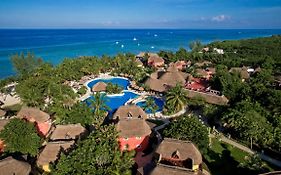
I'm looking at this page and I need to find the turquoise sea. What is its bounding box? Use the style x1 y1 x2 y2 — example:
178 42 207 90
1 29 281 79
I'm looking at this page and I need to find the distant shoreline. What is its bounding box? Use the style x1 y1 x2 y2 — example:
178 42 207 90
1 29 281 79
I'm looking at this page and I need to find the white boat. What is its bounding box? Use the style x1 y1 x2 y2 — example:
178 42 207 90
121 44 124 48
151 46 155 49
133 37 137 41
137 43 140 46
154 34 158 37
115 41 119 44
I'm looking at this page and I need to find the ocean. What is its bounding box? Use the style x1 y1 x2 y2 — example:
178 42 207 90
1 29 281 79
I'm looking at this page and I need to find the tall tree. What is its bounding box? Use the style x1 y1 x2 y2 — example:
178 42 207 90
0 119 41 156
163 115 209 154
53 125 134 175
164 84 188 114
10 52 43 78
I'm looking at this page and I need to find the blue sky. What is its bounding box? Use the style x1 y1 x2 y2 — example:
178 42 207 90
0 0 281 29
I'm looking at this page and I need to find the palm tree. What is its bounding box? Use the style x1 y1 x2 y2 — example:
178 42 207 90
165 84 188 114
144 97 158 116
90 92 110 115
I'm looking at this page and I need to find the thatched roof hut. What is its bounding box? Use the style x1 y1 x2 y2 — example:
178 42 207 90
116 119 151 138
50 124 87 141
91 82 107 92
150 163 202 175
155 138 202 165
37 141 75 167
0 156 31 175
229 67 250 80
113 105 147 120
145 78 166 92
17 107 50 123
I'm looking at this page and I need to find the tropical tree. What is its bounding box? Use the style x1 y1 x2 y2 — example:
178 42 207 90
143 97 158 116
0 119 41 156
164 84 188 114
53 125 135 175
163 115 209 154
10 52 43 79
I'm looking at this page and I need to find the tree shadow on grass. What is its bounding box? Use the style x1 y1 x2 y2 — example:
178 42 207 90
204 146 255 175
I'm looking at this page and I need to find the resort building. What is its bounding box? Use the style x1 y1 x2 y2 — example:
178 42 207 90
213 48 224 54
0 119 9 153
194 61 212 68
91 81 107 92
229 66 250 81
145 65 190 92
17 107 52 137
37 124 87 172
0 156 31 175
147 54 165 68
49 124 87 141
169 60 190 71
113 105 151 152
37 141 75 172
152 138 204 174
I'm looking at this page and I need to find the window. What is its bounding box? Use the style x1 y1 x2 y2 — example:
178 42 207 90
136 136 142 140
123 137 129 141
136 145 141 149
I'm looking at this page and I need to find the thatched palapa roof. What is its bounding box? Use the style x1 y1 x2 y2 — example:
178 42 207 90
113 105 147 120
50 124 87 141
155 138 202 165
229 67 250 80
17 107 50 123
116 119 151 138
150 163 204 175
91 82 107 92
37 141 74 166
0 156 31 175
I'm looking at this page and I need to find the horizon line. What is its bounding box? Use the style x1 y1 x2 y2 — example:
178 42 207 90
0 28 281 30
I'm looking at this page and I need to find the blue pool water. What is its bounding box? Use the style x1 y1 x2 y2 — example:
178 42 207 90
136 97 165 114
87 77 130 90
1 29 281 79
85 77 165 115
85 90 139 115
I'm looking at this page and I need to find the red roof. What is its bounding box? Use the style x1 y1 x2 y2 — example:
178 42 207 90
185 78 209 92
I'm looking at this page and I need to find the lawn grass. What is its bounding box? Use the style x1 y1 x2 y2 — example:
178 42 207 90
204 138 277 175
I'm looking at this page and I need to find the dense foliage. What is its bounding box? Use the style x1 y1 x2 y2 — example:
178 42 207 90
163 115 209 153
0 119 41 156
53 125 134 175
106 82 123 94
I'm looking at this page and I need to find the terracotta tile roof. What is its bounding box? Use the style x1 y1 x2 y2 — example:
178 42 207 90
17 107 50 123
37 141 75 166
50 124 86 141
155 138 202 165
0 119 9 132
113 105 148 120
150 163 203 175
91 82 107 92
116 118 151 138
0 156 31 175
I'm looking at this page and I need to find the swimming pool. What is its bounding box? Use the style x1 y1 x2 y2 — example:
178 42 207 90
85 77 164 115
136 97 165 114
87 77 130 90
85 90 139 115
